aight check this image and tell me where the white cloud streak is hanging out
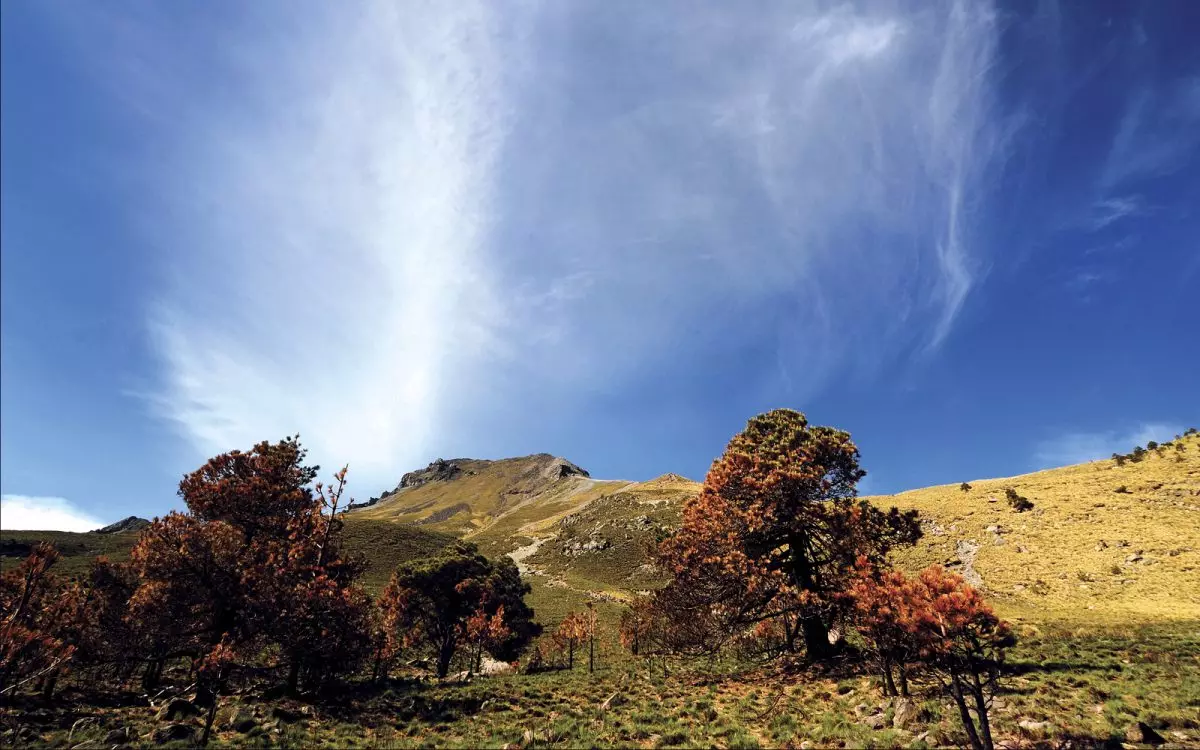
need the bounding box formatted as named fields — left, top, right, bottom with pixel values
left=1, top=495, right=104, bottom=532
left=1034, top=423, right=1185, bottom=468
left=81, top=1, right=1010, bottom=488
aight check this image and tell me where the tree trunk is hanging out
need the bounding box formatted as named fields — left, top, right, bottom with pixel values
left=970, top=668, right=995, bottom=750
left=436, top=639, right=455, bottom=679
left=287, top=660, right=301, bottom=693
left=588, top=636, right=595, bottom=674
left=882, top=662, right=897, bottom=697
left=950, top=672, right=984, bottom=750
left=800, top=615, right=832, bottom=660
left=568, top=642, right=575, bottom=670
left=898, top=663, right=910, bottom=697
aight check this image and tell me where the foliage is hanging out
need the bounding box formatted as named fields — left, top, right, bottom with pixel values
left=960, top=482, right=972, bottom=492
left=127, top=438, right=372, bottom=692
left=655, top=409, right=920, bottom=659
left=379, top=542, right=539, bottom=677
left=1003, top=488, right=1034, bottom=512
left=0, top=543, right=80, bottom=698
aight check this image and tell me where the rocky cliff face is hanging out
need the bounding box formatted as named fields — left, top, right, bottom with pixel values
left=399, top=458, right=468, bottom=489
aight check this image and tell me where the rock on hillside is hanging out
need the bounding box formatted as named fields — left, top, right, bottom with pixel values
left=353, top=454, right=616, bottom=539
left=93, top=516, right=151, bottom=534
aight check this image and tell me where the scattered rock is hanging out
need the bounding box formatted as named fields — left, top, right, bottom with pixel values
left=1095, top=541, right=1109, bottom=551
left=272, top=706, right=302, bottom=724
left=153, top=724, right=196, bottom=744
left=1125, top=553, right=1143, bottom=563
left=480, top=655, right=517, bottom=675
left=1018, top=719, right=1050, bottom=733
left=157, top=698, right=202, bottom=721
left=1124, top=722, right=1166, bottom=745
left=863, top=713, right=888, bottom=730
left=446, top=670, right=473, bottom=684
left=1016, top=545, right=1028, bottom=554
left=892, top=697, right=918, bottom=730
left=103, top=727, right=130, bottom=744
left=956, top=539, right=984, bottom=588
left=226, top=710, right=258, bottom=733
left=852, top=703, right=871, bottom=716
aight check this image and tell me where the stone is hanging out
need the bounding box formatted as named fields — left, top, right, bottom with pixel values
left=1126, top=553, right=1143, bottom=563
left=446, top=670, right=473, bottom=684
left=892, top=697, right=918, bottom=730
left=852, top=703, right=871, bottom=716
left=1124, top=722, right=1166, bottom=745
left=272, top=706, right=302, bottom=724
left=153, top=724, right=196, bottom=744
left=1018, top=719, right=1049, bottom=733
left=863, top=713, right=888, bottom=730
left=157, top=698, right=203, bottom=721
left=1095, top=540, right=1109, bottom=551
left=104, top=728, right=130, bottom=744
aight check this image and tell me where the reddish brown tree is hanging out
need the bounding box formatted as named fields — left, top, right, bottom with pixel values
left=911, top=566, right=1015, bottom=750
left=555, top=612, right=589, bottom=670
left=128, top=438, right=372, bottom=693
left=0, top=544, right=80, bottom=698
left=848, top=558, right=923, bottom=696
left=657, top=409, right=920, bottom=659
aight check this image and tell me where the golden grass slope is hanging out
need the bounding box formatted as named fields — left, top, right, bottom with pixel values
left=872, top=433, right=1200, bottom=624
left=352, top=454, right=630, bottom=541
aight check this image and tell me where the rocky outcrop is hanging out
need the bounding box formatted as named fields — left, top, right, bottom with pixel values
left=93, top=516, right=151, bottom=534
left=401, top=458, right=465, bottom=488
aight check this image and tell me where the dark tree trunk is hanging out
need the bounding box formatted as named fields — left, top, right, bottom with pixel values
left=800, top=615, right=832, bottom=660
left=898, top=664, right=910, bottom=697
left=950, top=672, right=984, bottom=750
left=970, top=668, right=994, bottom=750
left=287, top=660, right=301, bottom=693
left=568, top=642, right=575, bottom=670
left=882, top=662, right=897, bottom=697
left=436, top=639, right=455, bottom=679
left=588, top=636, right=595, bottom=674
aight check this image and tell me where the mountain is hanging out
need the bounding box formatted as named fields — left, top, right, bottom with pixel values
left=7, top=435, right=1196, bottom=627
left=358, top=434, right=1200, bottom=625
left=93, top=516, right=151, bottom=534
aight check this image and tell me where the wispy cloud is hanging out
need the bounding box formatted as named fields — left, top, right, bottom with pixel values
left=66, top=1, right=1011, bottom=488
left=1034, top=422, right=1185, bottom=468
left=1, top=495, right=104, bottom=532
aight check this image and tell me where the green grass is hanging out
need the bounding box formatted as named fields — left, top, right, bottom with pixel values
left=25, top=621, right=1192, bottom=748
left=2, top=520, right=454, bottom=594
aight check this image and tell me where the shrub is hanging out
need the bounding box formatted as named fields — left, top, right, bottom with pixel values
left=1005, top=489, right=1034, bottom=512
left=1112, top=453, right=1127, bottom=467
left=960, top=482, right=972, bottom=492
left=1114, top=485, right=1129, bottom=494
left=1130, top=446, right=1147, bottom=462
left=1146, top=441, right=1158, bottom=451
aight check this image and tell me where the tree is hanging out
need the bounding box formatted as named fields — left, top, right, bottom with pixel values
left=960, top=482, right=972, bottom=492
left=911, top=566, right=1015, bottom=750
left=656, top=409, right=920, bottom=659
left=555, top=612, right=589, bottom=670
left=379, top=542, right=539, bottom=677
left=0, top=543, right=80, bottom=698
left=128, top=438, right=372, bottom=693
left=848, top=559, right=922, bottom=697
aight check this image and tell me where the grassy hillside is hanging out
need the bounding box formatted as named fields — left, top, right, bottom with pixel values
left=353, top=454, right=630, bottom=543
left=873, top=432, right=1200, bottom=624
left=1, top=518, right=454, bottom=595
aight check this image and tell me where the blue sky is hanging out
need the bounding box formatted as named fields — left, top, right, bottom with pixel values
left=2, top=1, right=1197, bottom=530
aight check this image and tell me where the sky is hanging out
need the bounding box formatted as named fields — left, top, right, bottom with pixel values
left=2, top=0, right=1198, bottom=531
